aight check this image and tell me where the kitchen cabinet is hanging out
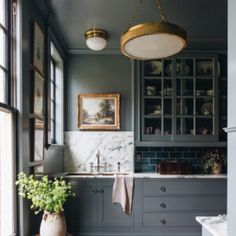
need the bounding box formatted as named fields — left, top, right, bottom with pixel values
left=134, top=52, right=227, bottom=145
left=64, top=177, right=226, bottom=236
left=64, top=178, right=135, bottom=235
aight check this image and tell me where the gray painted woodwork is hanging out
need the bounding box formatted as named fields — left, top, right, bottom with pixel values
left=138, top=53, right=220, bottom=143
left=64, top=178, right=226, bottom=236
left=19, top=1, right=66, bottom=235
left=228, top=1, right=236, bottom=235
left=65, top=54, right=132, bottom=131
left=47, top=0, right=227, bottom=51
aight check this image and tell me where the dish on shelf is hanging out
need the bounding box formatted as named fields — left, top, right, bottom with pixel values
left=207, top=89, right=214, bottom=96
left=161, top=88, right=173, bottom=96
left=146, top=86, right=157, bottom=96
left=166, top=62, right=191, bottom=76
left=145, top=61, right=162, bottom=76
left=196, top=90, right=206, bottom=96
left=196, top=61, right=213, bottom=75
left=201, top=102, right=213, bottom=115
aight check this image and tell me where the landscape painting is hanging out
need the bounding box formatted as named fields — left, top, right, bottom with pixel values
left=78, top=93, right=120, bottom=130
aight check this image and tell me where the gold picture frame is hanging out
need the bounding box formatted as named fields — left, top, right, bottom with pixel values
left=78, top=93, right=120, bottom=130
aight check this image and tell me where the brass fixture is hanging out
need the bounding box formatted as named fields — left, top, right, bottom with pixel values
left=120, top=0, right=187, bottom=60
left=85, top=28, right=109, bottom=51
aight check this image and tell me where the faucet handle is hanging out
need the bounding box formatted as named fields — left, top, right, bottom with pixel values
left=117, top=162, right=121, bottom=172
left=90, top=162, right=94, bottom=173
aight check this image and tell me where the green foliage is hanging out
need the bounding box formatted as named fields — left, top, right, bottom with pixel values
left=201, top=149, right=226, bottom=170
left=16, top=172, right=75, bottom=214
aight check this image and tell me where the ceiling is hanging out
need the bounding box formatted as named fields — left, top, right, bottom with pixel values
left=48, top=0, right=227, bottom=52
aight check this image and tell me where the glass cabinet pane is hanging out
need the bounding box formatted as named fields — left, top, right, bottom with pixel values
left=177, top=118, right=194, bottom=135
left=145, top=98, right=161, bottom=116
left=176, top=98, right=193, bottom=116
left=196, top=59, right=214, bottom=76
left=177, top=78, right=193, bottom=96
left=176, top=58, right=194, bottom=76
left=164, top=98, right=172, bottom=116
left=196, top=97, right=213, bottom=116
left=145, top=79, right=162, bottom=96
left=145, top=118, right=161, bottom=135
left=164, top=59, right=173, bottom=77
left=164, top=118, right=172, bottom=135
left=163, top=79, right=172, bottom=96
left=144, top=60, right=163, bottom=76
left=196, top=78, right=214, bottom=97
left=196, top=118, right=213, bottom=135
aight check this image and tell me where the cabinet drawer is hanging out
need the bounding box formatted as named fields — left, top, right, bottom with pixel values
left=142, top=212, right=224, bottom=227
left=143, top=196, right=226, bottom=211
left=143, top=180, right=226, bottom=195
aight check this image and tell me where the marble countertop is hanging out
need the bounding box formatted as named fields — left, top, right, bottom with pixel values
left=196, top=216, right=227, bottom=236
left=61, top=172, right=227, bottom=179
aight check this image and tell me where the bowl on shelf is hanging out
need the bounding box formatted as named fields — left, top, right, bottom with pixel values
left=196, top=90, right=206, bottom=96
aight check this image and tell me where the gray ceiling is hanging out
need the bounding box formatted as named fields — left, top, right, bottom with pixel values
left=48, top=0, right=227, bottom=52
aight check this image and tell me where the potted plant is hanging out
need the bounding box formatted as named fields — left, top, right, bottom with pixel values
left=16, top=172, right=75, bottom=236
left=202, top=149, right=226, bottom=174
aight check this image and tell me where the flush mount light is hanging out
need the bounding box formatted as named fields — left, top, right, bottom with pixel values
left=120, top=0, right=187, bottom=60
left=85, top=28, right=108, bottom=51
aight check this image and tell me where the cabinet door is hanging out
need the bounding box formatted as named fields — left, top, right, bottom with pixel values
left=97, top=180, right=134, bottom=227
left=65, top=179, right=98, bottom=232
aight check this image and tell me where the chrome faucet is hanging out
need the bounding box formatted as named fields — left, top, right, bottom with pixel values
left=89, top=150, right=108, bottom=173
left=96, top=150, right=101, bottom=172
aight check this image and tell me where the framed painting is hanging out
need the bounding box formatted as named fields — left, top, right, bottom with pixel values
left=78, top=93, right=120, bottom=130
left=33, top=22, right=44, bottom=74
left=33, top=71, right=44, bottom=116
left=31, top=118, right=44, bottom=162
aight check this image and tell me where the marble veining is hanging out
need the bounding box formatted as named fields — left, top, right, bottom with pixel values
left=196, top=216, right=227, bottom=236
left=64, top=131, right=134, bottom=173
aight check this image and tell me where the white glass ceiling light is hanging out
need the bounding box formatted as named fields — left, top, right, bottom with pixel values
left=85, top=29, right=108, bottom=51
left=120, top=0, right=187, bottom=60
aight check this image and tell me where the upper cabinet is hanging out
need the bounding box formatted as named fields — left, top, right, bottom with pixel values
left=134, top=53, right=227, bottom=145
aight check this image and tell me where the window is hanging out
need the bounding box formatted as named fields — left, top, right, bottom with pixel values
left=0, top=0, right=17, bottom=105
left=49, top=43, right=64, bottom=144
left=0, top=0, right=8, bottom=103
left=0, top=0, right=17, bottom=235
left=0, top=106, right=16, bottom=235
left=50, top=57, right=56, bottom=143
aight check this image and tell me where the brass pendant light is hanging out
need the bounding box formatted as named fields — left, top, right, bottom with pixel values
left=120, top=0, right=187, bottom=60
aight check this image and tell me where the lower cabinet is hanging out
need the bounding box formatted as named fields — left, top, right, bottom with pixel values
left=65, top=177, right=227, bottom=236
left=65, top=178, right=135, bottom=235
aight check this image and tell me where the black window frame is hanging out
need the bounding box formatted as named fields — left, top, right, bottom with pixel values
left=50, top=57, right=56, bottom=143
left=0, top=0, right=16, bottom=106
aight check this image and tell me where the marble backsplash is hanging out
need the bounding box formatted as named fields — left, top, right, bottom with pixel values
left=64, top=131, right=134, bottom=173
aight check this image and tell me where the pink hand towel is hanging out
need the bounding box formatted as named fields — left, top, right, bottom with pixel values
left=112, top=175, right=134, bottom=214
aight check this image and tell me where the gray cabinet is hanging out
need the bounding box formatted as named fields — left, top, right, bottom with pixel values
left=65, top=178, right=135, bottom=235
left=135, top=178, right=226, bottom=236
left=135, top=53, right=224, bottom=144
left=65, top=177, right=226, bottom=236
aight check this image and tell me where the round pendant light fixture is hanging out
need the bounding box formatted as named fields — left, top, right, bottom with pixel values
left=120, top=0, right=187, bottom=60
left=85, top=28, right=108, bottom=51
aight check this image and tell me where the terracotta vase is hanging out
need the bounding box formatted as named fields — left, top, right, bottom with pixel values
left=211, top=162, right=222, bottom=175
left=40, top=211, right=67, bottom=236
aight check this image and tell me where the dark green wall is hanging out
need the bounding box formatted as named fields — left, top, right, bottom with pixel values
left=65, top=54, right=132, bottom=131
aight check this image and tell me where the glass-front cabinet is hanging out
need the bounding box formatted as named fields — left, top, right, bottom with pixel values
left=140, top=54, right=219, bottom=142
